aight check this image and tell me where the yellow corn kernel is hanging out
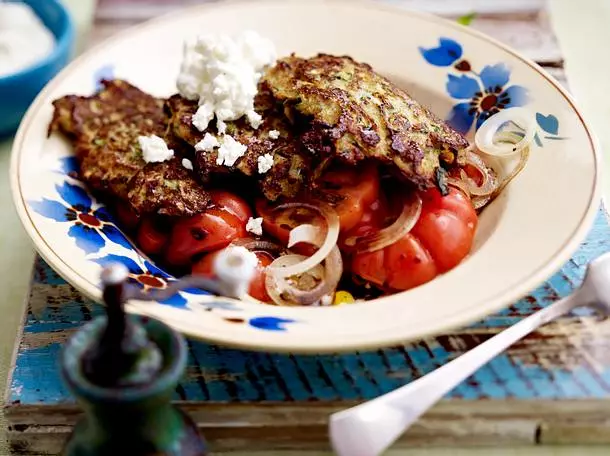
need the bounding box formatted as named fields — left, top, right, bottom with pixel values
left=333, top=291, right=355, bottom=306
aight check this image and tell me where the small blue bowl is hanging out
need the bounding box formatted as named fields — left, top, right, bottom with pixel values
left=0, top=0, right=75, bottom=137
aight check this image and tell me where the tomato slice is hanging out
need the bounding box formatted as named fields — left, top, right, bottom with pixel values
left=411, top=188, right=477, bottom=273
left=114, top=202, right=140, bottom=231
left=165, top=209, right=246, bottom=266
left=192, top=249, right=273, bottom=302
left=137, top=217, right=170, bottom=256
left=254, top=164, right=380, bottom=253
left=385, top=234, right=438, bottom=290
left=255, top=198, right=323, bottom=257
left=316, top=164, right=380, bottom=232
left=351, top=186, right=477, bottom=291
left=164, top=190, right=252, bottom=267
left=209, top=190, right=252, bottom=224
left=338, top=195, right=388, bottom=251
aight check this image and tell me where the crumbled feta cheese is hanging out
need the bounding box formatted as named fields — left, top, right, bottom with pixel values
left=257, top=153, right=274, bottom=174
left=138, top=135, right=174, bottom=163
left=182, top=158, right=193, bottom=170
left=247, top=111, right=263, bottom=129
left=177, top=30, right=277, bottom=132
left=195, top=133, right=220, bottom=152
left=192, top=102, right=215, bottom=132
left=216, top=135, right=247, bottom=167
left=246, top=217, right=263, bottom=236
left=268, top=129, right=280, bottom=139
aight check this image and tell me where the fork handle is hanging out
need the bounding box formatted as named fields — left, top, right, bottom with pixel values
left=330, top=291, right=581, bottom=456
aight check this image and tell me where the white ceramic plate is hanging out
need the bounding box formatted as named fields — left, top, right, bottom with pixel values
left=11, top=0, right=601, bottom=353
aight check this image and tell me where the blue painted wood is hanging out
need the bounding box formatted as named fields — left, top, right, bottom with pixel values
left=8, top=209, right=610, bottom=406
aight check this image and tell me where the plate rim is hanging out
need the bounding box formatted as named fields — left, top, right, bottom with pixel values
left=10, top=0, right=603, bottom=353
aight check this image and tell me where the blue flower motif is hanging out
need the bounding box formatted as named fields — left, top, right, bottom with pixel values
left=446, top=63, right=529, bottom=133
left=56, top=156, right=79, bottom=176
left=92, top=254, right=189, bottom=308
left=419, top=38, right=463, bottom=67
left=29, top=182, right=132, bottom=255
left=536, top=113, right=559, bottom=135
left=52, top=156, right=79, bottom=178
left=249, top=317, right=296, bottom=331
left=92, top=255, right=227, bottom=308
left=93, top=64, right=115, bottom=91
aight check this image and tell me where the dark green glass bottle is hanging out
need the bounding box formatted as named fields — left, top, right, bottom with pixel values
left=60, top=264, right=208, bottom=456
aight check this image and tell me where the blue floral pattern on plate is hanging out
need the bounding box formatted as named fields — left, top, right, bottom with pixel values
left=30, top=156, right=296, bottom=331
left=29, top=182, right=132, bottom=255
left=93, top=64, right=115, bottom=91
left=419, top=37, right=568, bottom=146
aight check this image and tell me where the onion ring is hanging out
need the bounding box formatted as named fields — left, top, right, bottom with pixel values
left=265, top=247, right=343, bottom=306
left=474, top=107, right=536, bottom=157
left=343, top=192, right=422, bottom=253
left=268, top=203, right=340, bottom=278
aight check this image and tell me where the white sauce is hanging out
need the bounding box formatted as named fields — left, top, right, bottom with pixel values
left=0, top=2, right=56, bottom=77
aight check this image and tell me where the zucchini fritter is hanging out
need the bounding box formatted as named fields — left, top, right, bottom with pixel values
left=261, top=54, right=469, bottom=188
left=49, top=80, right=210, bottom=216
left=166, top=90, right=311, bottom=201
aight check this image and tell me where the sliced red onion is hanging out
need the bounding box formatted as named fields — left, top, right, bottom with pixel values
left=474, top=107, right=536, bottom=157
left=268, top=203, right=340, bottom=278
left=343, top=192, right=422, bottom=253
left=265, top=246, right=343, bottom=306
left=288, top=224, right=324, bottom=248
left=461, top=151, right=498, bottom=197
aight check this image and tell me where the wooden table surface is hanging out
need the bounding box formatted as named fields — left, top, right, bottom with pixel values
left=1, top=1, right=607, bottom=455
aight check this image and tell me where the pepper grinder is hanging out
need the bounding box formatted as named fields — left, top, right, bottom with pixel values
left=60, top=263, right=209, bottom=456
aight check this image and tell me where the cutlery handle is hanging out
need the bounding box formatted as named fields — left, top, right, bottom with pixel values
left=330, top=291, right=581, bottom=456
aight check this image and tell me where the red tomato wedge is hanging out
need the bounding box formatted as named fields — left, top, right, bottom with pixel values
left=351, top=187, right=477, bottom=291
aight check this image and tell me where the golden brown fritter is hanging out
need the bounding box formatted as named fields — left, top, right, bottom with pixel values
left=49, top=80, right=210, bottom=216
left=261, top=54, right=469, bottom=188
left=49, top=79, right=167, bottom=140
left=166, top=90, right=311, bottom=201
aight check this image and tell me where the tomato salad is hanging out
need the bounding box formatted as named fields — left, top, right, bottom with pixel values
left=110, top=105, right=535, bottom=307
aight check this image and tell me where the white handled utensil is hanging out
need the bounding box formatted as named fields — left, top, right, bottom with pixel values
left=329, top=251, right=610, bottom=456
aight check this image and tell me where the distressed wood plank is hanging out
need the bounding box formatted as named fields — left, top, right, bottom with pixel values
left=95, top=0, right=546, bottom=19
left=12, top=400, right=610, bottom=454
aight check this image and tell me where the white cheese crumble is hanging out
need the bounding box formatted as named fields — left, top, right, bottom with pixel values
left=176, top=30, right=277, bottom=133
left=191, top=102, right=215, bottom=132
left=246, top=217, right=263, bottom=236
left=268, top=129, right=280, bottom=139
left=217, top=135, right=247, bottom=167
left=257, top=153, right=274, bottom=174
left=195, top=133, right=220, bottom=152
left=194, top=132, right=248, bottom=168
left=0, top=2, right=56, bottom=77
left=182, top=158, right=193, bottom=170
left=138, top=135, right=174, bottom=163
